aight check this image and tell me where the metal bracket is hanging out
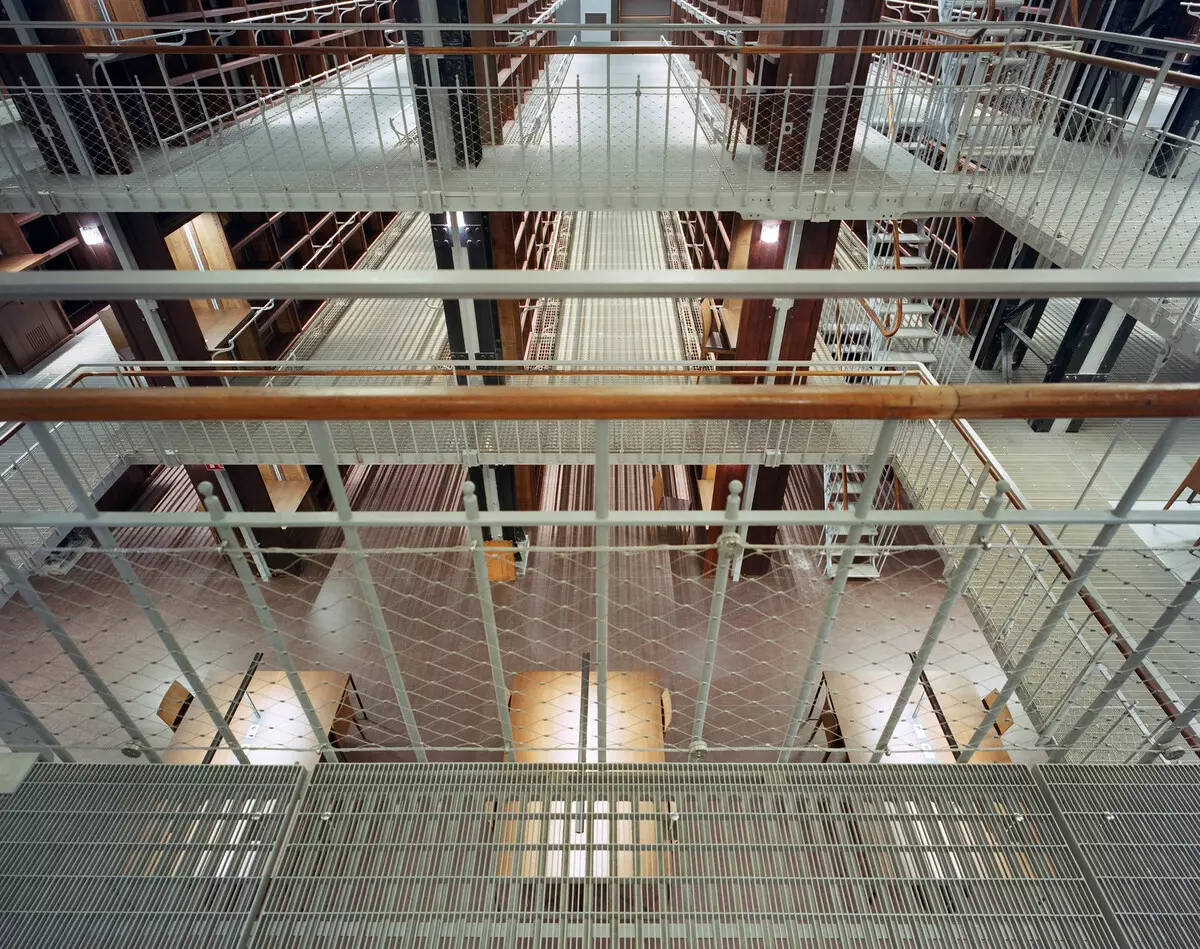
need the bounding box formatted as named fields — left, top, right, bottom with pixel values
left=810, top=193, right=831, bottom=221
left=761, top=448, right=783, bottom=468
left=462, top=449, right=480, bottom=467
left=689, top=739, right=708, bottom=760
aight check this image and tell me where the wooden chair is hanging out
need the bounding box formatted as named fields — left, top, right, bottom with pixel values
left=157, top=680, right=193, bottom=731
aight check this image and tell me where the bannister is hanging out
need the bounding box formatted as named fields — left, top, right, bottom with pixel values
left=0, top=383, right=1196, bottom=422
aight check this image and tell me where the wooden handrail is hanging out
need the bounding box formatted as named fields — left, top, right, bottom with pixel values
left=0, top=383, right=1195, bottom=422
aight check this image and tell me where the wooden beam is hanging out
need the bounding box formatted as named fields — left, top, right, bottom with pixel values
left=1, top=383, right=1196, bottom=422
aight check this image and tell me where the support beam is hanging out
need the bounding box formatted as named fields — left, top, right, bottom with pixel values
left=1033, top=299, right=1136, bottom=433
left=729, top=219, right=839, bottom=573
left=961, top=218, right=1019, bottom=339
left=766, top=0, right=884, bottom=172
left=110, top=214, right=214, bottom=373
left=971, top=244, right=1042, bottom=371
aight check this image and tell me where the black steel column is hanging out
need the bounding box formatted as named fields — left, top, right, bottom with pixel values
left=1030, top=298, right=1136, bottom=432
left=430, top=211, right=523, bottom=544
left=400, top=0, right=484, bottom=167
left=970, top=244, right=1042, bottom=371
left=429, top=211, right=502, bottom=378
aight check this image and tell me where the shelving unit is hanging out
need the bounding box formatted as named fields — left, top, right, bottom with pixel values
left=220, top=210, right=397, bottom=359
left=0, top=212, right=110, bottom=372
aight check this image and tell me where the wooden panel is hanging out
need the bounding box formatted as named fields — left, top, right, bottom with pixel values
left=164, top=213, right=251, bottom=350
left=922, top=671, right=1013, bottom=764
left=156, top=680, right=192, bottom=730
left=64, top=0, right=150, bottom=44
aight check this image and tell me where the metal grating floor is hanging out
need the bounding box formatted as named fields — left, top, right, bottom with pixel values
left=251, top=762, right=1117, bottom=947
left=1038, top=764, right=1200, bottom=949
left=553, top=210, right=688, bottom=369
left=0, top=762, right=302, bottom=949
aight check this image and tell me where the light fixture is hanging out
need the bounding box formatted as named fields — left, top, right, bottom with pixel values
left=79, top=224, right=105, bottom=246
left=759, top=219, right=781, bottom=244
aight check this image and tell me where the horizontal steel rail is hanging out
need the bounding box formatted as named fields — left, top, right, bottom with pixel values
left=0, top=383, right=1196, bottom=422
left=2, top=269, right=1199, bottom=300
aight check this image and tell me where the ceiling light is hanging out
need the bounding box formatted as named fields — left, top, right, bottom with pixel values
left=79, top=224, right=105, bottom=246
left=760, top=220, right=781, bottom=244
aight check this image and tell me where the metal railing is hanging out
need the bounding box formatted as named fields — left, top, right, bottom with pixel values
left=0, top=377, right=1197, bottom=767
left=0, top=270, right=1196, bottom=771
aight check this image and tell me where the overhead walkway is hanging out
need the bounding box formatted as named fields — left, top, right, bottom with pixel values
left=553, top=210, right=688, bottom=367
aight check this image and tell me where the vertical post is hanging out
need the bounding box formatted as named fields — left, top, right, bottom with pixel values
left=0, top=674, right=74, bottom=761
left=594, top=419, right=611, bottom=763
left=778, top=419, right=898, bottom=760
left=0, top=548, right=159, bottom=761
left=1080, top=52, right=1175, bottom=269
left=26, top=422, right=247, bottom=764
left=690, top=480, right=743, bottom=760
left=959, top=418, right=1186, bottom=762
left=0, top=0, right=94, bottom=176
left=1134, top=690, right=1200, bottom=764
left=199, top=482, right=333, bottom=759
left=1053, top=561, right=1200, bottom=760
left=871, top=482, right=1009, bottom=762
left=463, top=481, right=515, bottom=760
left=309, top=421, right=426, bottom=760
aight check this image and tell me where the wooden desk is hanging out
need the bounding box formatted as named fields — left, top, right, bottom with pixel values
left=921, top=670, right=1013, bottom=764
left=163, top=670, right=357, bottom=766
left=500, top=670, right=674, bottom=880
left=509, top=670, right=666, bottom=764
left=820, top=670, right=956, bottom=764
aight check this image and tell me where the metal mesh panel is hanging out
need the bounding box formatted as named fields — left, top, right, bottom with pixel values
left=1038, top=764, right=1200, bottom=949
left=252, top=762, right=1116, bottom=947
left=0, top=762, right=302, bottom=949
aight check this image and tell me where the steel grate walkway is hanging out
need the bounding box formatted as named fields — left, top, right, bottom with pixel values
left=251, top=762, right=1116, bottom=947
left=1038, top=764, right=1200, bottom=949
left=0, top=762, right=302, bottom=949
left=6, top=761, right=1197, bottom=947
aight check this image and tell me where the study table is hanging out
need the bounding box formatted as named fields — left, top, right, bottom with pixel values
left=163, top=669, right=361, bottom=766
left=497, top=669, right=675, bottom=881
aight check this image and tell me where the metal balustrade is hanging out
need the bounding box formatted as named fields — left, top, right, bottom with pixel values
left=0, top=271, right=1196, bottom=775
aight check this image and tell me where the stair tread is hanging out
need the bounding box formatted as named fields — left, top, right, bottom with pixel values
left=876, top=302, right=934, bottom=315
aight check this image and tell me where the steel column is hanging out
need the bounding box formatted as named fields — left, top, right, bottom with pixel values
left=960, top=417, right=1186, bottom=761
left=463, top=481, right=515, bottom=760
left=309, top=421, right=426, bottom=761
left=779, top=419, right=899, bottom=760
left=690, top=480, right=743, bottom=760
left=25, top=422, right=248, bottom=764
left=594, top=419, right=611, bottom=763
left=872, top=481, right=1009, bottom=763
left=199, top=482, right=334, bottom=759
left=1054, top=560, right=1200, bottom=760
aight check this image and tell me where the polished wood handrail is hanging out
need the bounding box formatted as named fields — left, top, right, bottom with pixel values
left=1, top=383, right=1195, bottom=422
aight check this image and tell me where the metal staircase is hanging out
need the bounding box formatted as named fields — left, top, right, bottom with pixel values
left=865, top=219, right=940, bottom=371
left=820, top=462, right=899, bottom=579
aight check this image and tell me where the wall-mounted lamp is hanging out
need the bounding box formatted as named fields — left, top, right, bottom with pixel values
left=79, top=224, right=105, bottom=246
left=759, top=219, right=781, bottom=244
